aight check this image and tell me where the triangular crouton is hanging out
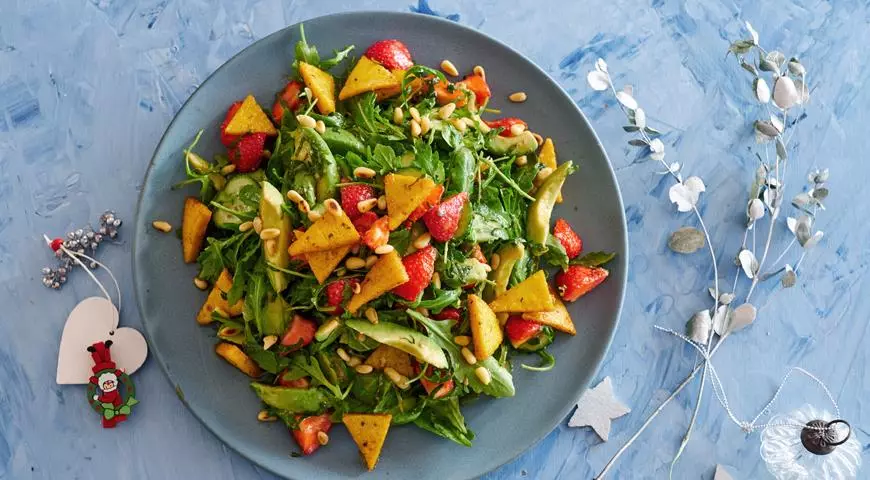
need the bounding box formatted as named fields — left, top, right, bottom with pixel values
left=306, top=245, right=352, bottom=284
left=338, top=56, right=401, bottom=101
left=288, top=211, right=359, bottom=256
left=468, top=294, right=503, bottom=360
left=298, top=62, right=336, bottom=115
left=346, top=250, right=409, bottom=314
left=343, top=413, right=392, bottom=471
left=521, top=289, right=576, bottom=335
left=384, top=173, right=436, bottom=229
left=488, top=270, right=555, bottom=313
left=223, top=95, right=277, bottom=136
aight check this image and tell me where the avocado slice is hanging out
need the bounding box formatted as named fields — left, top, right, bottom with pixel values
left=250, top=383, right=325, bottom=413
left=263, top=295, right=288, bottom=336
left=484, top=242, right=526, bottom=301
left=344, top=320, right=448, bottom=369
left=320, top=128, right=365, bottom=155
left=260, top=180, right=292, bottom=293
left=486, top=130, right=538, bottom=156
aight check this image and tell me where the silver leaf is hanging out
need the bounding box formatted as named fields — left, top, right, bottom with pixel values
left=770, top=114, right=784, bottom=133
left=754, top=78, right=771, bottom=103
left=755, top=120, right=780, bottom=137
left=595, top=58, right=608, bottom=74
left=788, top=59, right=806, bottom=76
left=668, top=227, right=706, bottom=254
left=712, top=305, right=732, bottom=336
left=773, top=76, right=799, bottom=110
left=719, top=292, right=735, bottom=305
left=729, top=303, right=758, bottom=332
left=738, top=249, right=759, bottom=279
left=686, top=310, right=713, bottom=344
left=782, top=264, right=796, bottom=288
left=587, top=71, right=610, bottom=91
left=747, top=198, right=765, bottom=221
left=616, top=90, right=638, bottom=110
left=794, top=78, right=810, bottom=104
left=795, top=215, right=812, bottom=245
left=766, top=51, right=786, bottom=69
left=634, top=108, right=647, bottom=130
left=812, top=187, right=829, bottom=201
left=745, top=21, right=759, bottom=45
left=792, top=192, right=812, bottom=209
left=787, top=216, right=797, bottom=234
left=776, top=137, right=787, bottom=160
left=803, top=231, right=824, bottom=249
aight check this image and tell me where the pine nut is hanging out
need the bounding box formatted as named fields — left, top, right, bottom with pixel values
left=515, top=155, right=528, bottom=166
left=384, top=367, right=410, bottom=389
left=354, top=166, right=376, bottom=179
left=286, top=190, right=304, bottom=203
left=409, top=107, right=421, bottom=122
left=393, top=106, right=404, bottom=125
left=377, top=195, right=387, bottom=210
left=303, top=87, right=313, bottom=99
left=345, top=257, right=366, bottom=270
left=348, top=356, right=362, bottom=367
left=365, top=255, right=378, bottom=269
left=238, top=221, right=253, bottom=232
left=352, top=281, right=362, bottom=294
left=410, top=119, right=422, bottom=137
left=375, top=244, right=394, bottom=255
left=536, top=167, right=554, bottom=183
left=440, top=59, right=459, bottom=77
left=454, top=335, right=471, bottom=347
left=220, top=164, right=237, bottom=175
left=193, top=278, right=209, bottom=290
left=315, top=120, right=326, bottom=134
left=317, top=431, right=329, bottom=446
left=336, top=347, right=351, bottom=362
left=473, top=65, right=486, bottom=80
left=151, top=220, right=172, bottom=233
left=451, top=118, right=467, bottom=132
left=260, top=228, right=281, bottom=240
left=357, top=332, right=366, bottom=342
left=490, top=253, right=501, bottom=270
left=413, top=232, right=431, bottom=249
left=532, top=132, right=544, bottom=146
left=461, top=347, right=477, bottom=365
left=296, top=114, right=316, bottom=128
left=307, top=210, right=322, bottom=222
left=324, top=198, right=342, bottom=216
left=316, top=318, right=340, bottom=339
left=438, top=103, right=456, bottom=119
left=357, top=198, right=378, bottom=213
left=420, top=116, right=431, bottom=135
left=263, top=335, right=278, bottom=350
left=257, top=410, right=277, bottom=422
left=509, top=91, right=528, bottom=103
left=252, top=216, right=263, bottom=234
left=365, top=307, right=379, bottom=324
left=475, top=366, right=492, bottom=385
left=416, top=306, right=429, bottom=316
left=297, top=199, right=310, bottom=213
left=510, top=123, right=526, bottom=136
left=355, top=364, right=374, bottom=374
left=432, top=272, right=441, bottom=290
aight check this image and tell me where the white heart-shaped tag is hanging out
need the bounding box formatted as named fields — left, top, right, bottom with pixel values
left=56, top=297, right=148, bottom=384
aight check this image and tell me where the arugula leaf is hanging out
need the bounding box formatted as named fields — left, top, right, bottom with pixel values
left=246, top=347, right=290, bottom=374
left=541, top=234, right=569, bottom=269
left=509, top=247, right=535, bottom=288
left=571, top=251, right=617, bottom=267
left=197, top=238, right=226, bottom=282
left=413, top=397, right=475, bottom=447
left=436, top=247, right=473, bottom=289
left=439, top=124, right=463, bottom=151
left=388, top=228, right=412, bottom=255
left=412, top=140, right=445, bottom=183
left=237, top=183, right=261, bottom=210
left=243, top=262, right=268, bottom=337
left=370, top=144, right=402, bottom=173
left=412, top=289, right=461, bottom=313
left=293, top=24, right=320, bottom=69
left=410, top=312, right=515, bottom=398
left=467, top=203, right=513, bottom=242
left=291, top=354, right=347, bottom=399
left=319, top=45, right=355, bottom=70
left=251, top=383, right=326, bottom=413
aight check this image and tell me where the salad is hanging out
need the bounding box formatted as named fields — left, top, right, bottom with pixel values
left=170, top=26, right=614, bottom=471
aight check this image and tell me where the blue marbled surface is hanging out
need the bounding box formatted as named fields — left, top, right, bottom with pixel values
left=1, top=0, right=867, bottom=478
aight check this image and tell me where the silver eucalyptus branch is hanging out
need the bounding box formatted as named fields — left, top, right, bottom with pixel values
left=587, top=22, right=829, bottom=479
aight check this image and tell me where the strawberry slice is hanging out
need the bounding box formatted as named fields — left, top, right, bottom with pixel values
left=484, top=117, right=528, bottom=137
left=292, top=413, right=332, bottom=456
left=392, top=245, right=437, bottom=301
left=362, top=216, right=391, bottom=250
left=422, top=192, right=469, bottom=242
left=228, top=133, right=267, bottom=173
left=553, top=218, right=582, bottom=259
left=277, top=370, right=310, bottom=389
left=272, top=80, right=304, bottom=123
left=340, top=184, right=376, bottom=220
left=408, top=184, right=444, bottom=223
left=555, top=265, right=609, bottom=302
left=364, top=39, right=414, bottom=71
left=431, top=307, right=461, bottom=321
left=220, top=101, right=243, bottom=147
left=469, top=244, right=488, bottom=266
left=281, top=314, right=317, bottom=350
left=505, top=315, right=543, bottom=348
left=324, top=278, right=360, bottom=315
left=415, top=363, right=454, bottom=399
left=352, top=211, right=379, bottom=236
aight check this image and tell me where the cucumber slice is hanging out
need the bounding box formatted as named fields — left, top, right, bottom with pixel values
left=212, top=173, right=261, bottom=229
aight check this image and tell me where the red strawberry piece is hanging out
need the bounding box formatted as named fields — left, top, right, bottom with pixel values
left=340, top=184, right=377, bottom=220
left=324, top=278, right=360, bottom=315
left=505, top=315, right=543, bottom=348
left=228, top=133, right=267, bottom=173
left=484, top=117, right=528, bottom=137
left=408, top=184, right=444, bottom=223
left=415, top=364, right=455, bottom=399
left=364, top=39, right=414, bottom=71
left=352, top=211, right=379, bottom=236
left=555, top=265, right=609, bottom=302
left=281, top=314, right=317, bottom=350
left=469, top=243, right=488, bottom=266
left=552, top=218, right=582, bottom=259
left=392, top=245, right=437, bottom=301
left=292, top=413, right=332, bottom=456
left=277, top=370, right=310, bottom=389
left=272, top=80, right=304, bottom=123
left=220, top=101, right=243, bottom=147
left=431, top=307, right=461, bottom=321
left=460, top=73, right=491, bottom=107
left=422, top=192, right=469, bottom=242
left=362, top=216, right=391, bottom=250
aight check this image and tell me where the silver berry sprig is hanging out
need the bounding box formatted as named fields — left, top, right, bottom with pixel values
left=41, top=211, right=121, bottom=289
left=590, top=22, right=829, bottom=479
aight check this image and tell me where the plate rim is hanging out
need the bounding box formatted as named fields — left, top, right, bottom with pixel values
left=133, top=10, right=628, bottom=479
